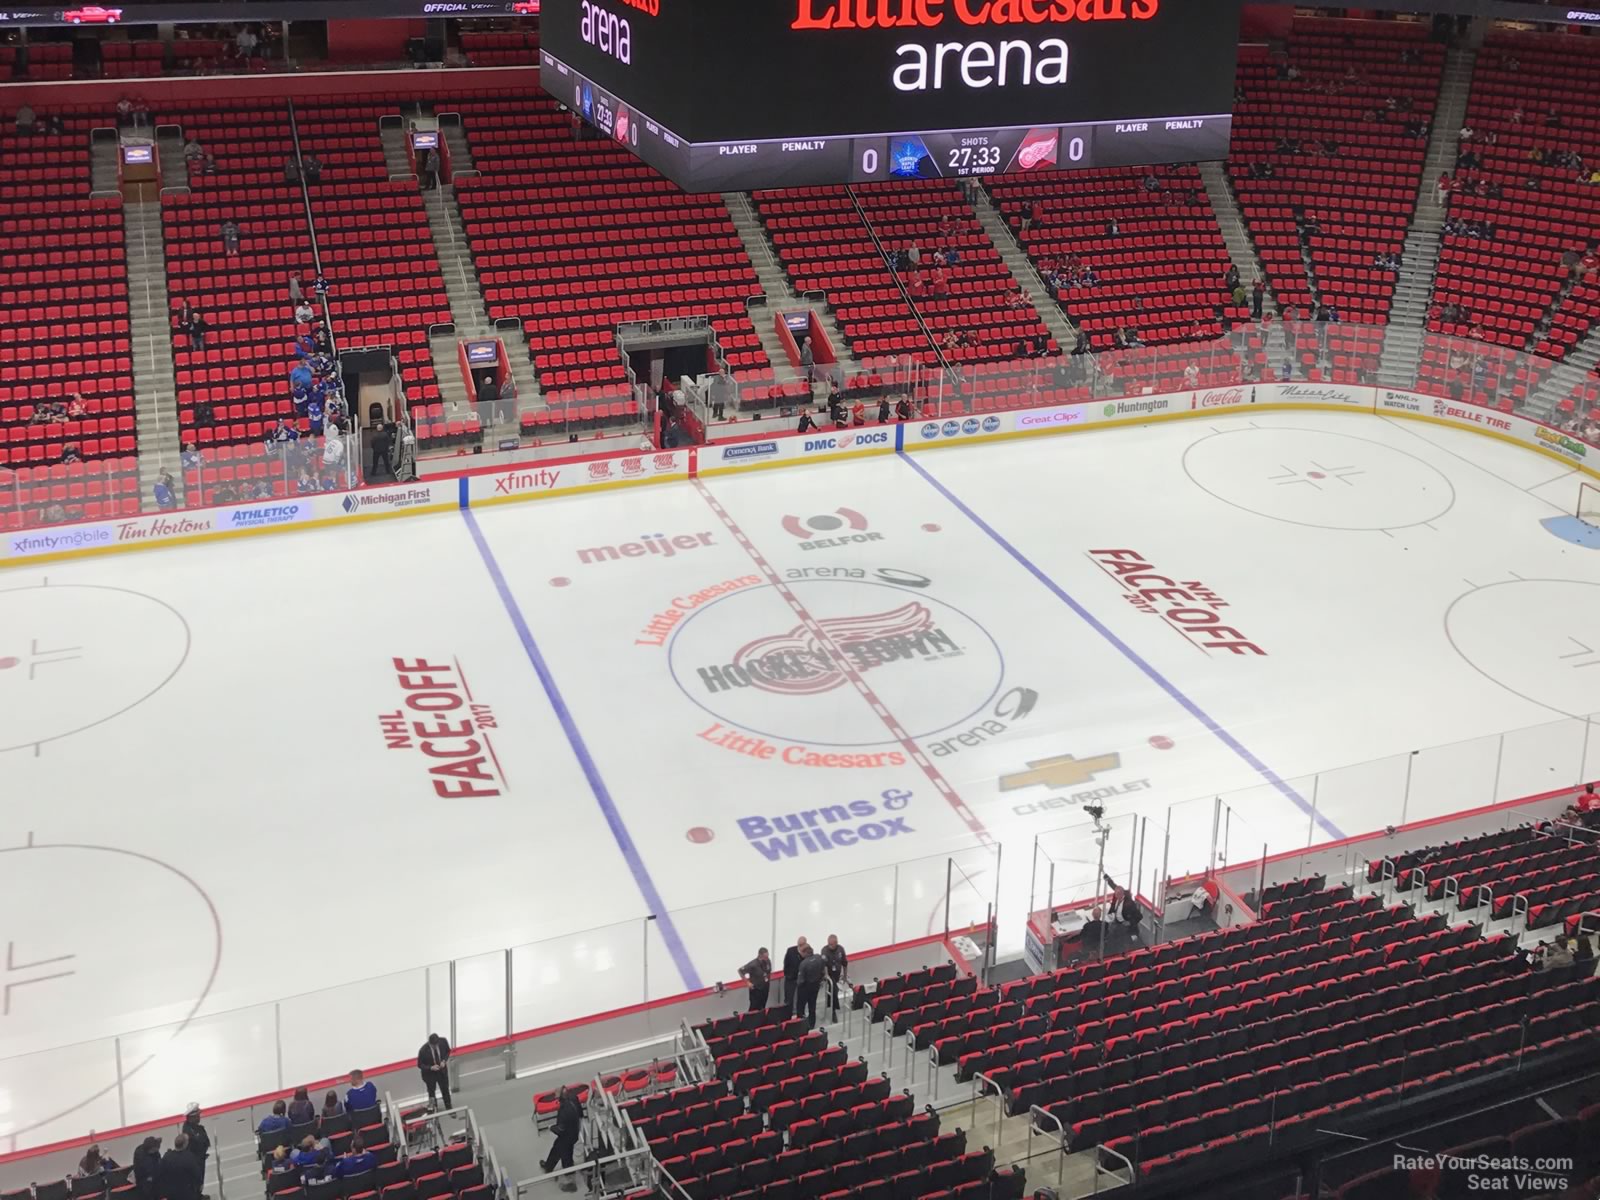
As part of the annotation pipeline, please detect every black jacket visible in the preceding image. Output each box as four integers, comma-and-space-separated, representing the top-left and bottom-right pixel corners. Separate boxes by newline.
133, 1144, 162, 1197
157, 1149, 203, 1200
796, 953, 827, 988
554, 1091, 583, 1138
418, 1037, 451, 1073
182, 1120, 210, 1162
782, 945, 804, 982
820, 944, 847, 974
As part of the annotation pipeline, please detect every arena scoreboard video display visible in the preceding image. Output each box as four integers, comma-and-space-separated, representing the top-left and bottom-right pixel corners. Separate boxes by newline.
540, 0, 1240, 192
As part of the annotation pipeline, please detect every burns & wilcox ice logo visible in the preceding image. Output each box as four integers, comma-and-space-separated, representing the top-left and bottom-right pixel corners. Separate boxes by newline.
697, 601, 962, 696
736, 788, 915, 860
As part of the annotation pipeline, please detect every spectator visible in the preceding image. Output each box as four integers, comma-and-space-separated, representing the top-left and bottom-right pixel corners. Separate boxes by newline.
1224, 264, 1241, 293
287, 1087, 315, 1126
182, 1105, 211, 1178
288, 274, 304, 305
258, 1100, 291, 1136
1435, 171, 1452, 206
1540, 939, 1575, 973
334, 1136, 376, 1180
184, 136, 204, 163
291, 1137, 328, 1182
134, 1138, 163, 1200
794, 944, 826, 1029
1079, 906, 1106, 956
181, 442, 202, 470
235, 26, 258, 58
157, 1135, 202, 1200
220, 220, 241, 257
115, 96, 133, 127
189, 311, 209, 351
66, 392, 86, 419
877, 397, 890, 423
1019, 199, 1035, 233
1183, 362, 1199, 388
895, 397, 912, 421
851, 399, 865, 427
268, 418, 300, 446
15, 104, 36, 135
320, 1090, 345, 1121
60, 444, 82, 464
296, 466, 319, 493
1252, 276, 1265, 319
907, 240, 921, 268
346, 1070, 377, 1114
1106, 218, 1119, 237
1575, 934, 1596, 970
540, 1086, 583, 1187
820, 934, 848, 1017
417, 1033, 452, 1111
266, 1148, 296, 1179
153, 472, 176, 509
294, 301, 315, 325
799, 336, 814, 381
284, 155, 301, 186
303, 154, 323, 184
738, 947, 772, 1010
79, 1146, 119, 1177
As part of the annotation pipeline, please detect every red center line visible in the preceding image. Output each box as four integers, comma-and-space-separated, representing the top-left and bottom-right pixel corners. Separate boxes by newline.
693, 480, 994, 848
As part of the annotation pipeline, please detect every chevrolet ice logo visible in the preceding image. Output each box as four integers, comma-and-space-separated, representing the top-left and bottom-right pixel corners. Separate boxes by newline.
1000, 752, 1121, 792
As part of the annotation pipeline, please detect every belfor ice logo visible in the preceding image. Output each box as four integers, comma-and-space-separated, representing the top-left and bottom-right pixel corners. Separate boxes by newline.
781, 509, 884, 552
783, 509, 868, 539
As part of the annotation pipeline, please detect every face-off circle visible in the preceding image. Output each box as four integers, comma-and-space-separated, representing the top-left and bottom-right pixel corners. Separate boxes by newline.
1182, 428, 1455, 530
667, 579, 1006, 748
0, 842, 220, 1137
0, 584, 190, 752
1445, 579, 1600, 718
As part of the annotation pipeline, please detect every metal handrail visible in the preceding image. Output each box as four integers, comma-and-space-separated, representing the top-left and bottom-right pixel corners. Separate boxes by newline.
1092, 1141, 1137, 1195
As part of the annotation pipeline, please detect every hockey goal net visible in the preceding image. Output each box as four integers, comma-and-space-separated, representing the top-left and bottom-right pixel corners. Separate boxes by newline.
1581, 481, 1600, 529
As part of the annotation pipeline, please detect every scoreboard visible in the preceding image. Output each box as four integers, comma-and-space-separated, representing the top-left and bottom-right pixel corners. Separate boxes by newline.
540, 0, 1239, 192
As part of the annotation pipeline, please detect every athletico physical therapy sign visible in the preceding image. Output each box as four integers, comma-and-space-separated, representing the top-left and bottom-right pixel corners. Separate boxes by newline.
3, 382, 1594, 566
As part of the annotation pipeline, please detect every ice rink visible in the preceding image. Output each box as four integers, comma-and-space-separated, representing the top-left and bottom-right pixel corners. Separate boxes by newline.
5, 407, 1600, 1148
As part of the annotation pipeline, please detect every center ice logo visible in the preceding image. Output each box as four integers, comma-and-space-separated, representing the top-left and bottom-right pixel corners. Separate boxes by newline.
736, 789, 915, 860
667, 576, 1006, 750
698, 601, 959, 697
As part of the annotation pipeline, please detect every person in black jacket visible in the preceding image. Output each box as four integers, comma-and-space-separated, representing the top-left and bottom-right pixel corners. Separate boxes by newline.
540, 1085, 583, 1188
780, 937, 808, 1011
820, 936, 848, 1018
418, 1033, 452, 1110
158, 1134, 203, 1200
134, 1137, 164, 1200
794, 946, 827, 1030
181, 1106, 210, 1181
738, 948, 772, 1011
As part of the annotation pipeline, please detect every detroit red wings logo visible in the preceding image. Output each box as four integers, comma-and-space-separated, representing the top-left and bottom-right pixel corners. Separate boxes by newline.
733, 602, 937, 695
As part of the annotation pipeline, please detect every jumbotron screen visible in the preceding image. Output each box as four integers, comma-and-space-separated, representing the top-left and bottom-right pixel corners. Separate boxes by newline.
540, 0, 1240, 192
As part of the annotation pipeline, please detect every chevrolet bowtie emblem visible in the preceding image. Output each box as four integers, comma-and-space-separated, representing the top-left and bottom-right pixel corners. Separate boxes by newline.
1000, 752, 1122, 792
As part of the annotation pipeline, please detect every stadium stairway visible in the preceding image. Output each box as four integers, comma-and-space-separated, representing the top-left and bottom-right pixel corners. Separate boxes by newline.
967, 182, 1080, 355
725, 190, 860, 388
123, 195, 183, 505
1379, 40, 1478, 388
89, 134, 119, 194
1199, 160, 1278, 319
157, 126, 190, 191
408, 114, 543, 435
1525, 324, 1600, 419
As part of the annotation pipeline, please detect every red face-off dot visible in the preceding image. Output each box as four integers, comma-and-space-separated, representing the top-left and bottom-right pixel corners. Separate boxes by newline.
685, 826, 715, 844
1307, 471, 1326, 480
921, 523, 942, 533
1148, 735, 1175, 750
0, 656, 19, 670
550, 577, 571, 588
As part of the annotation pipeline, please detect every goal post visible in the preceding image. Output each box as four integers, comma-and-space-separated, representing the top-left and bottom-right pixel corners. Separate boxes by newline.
1580, 480, 1600, 530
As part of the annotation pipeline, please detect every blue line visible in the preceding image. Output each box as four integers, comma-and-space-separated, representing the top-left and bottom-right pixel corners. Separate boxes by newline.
460, 508, 705, 991
898, 450, 1346, 841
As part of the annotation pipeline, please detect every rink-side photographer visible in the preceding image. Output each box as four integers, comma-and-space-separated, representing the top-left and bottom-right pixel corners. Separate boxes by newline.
1392, 1149, 1573, 1194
